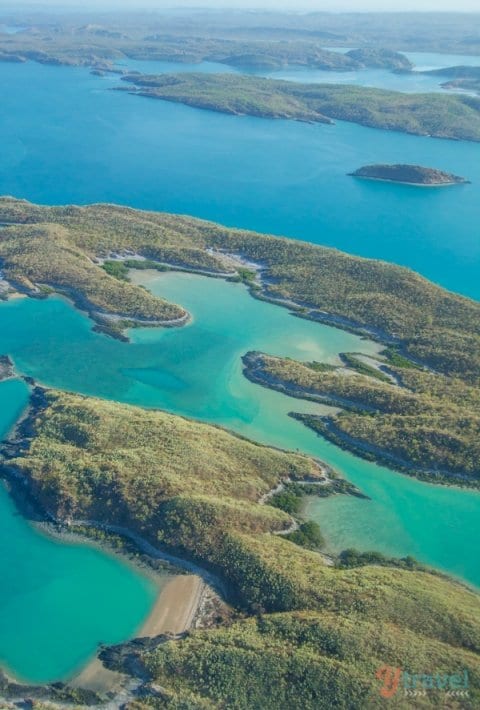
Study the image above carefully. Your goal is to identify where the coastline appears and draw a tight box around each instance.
[138,574,206,637]
[350,174,467,187]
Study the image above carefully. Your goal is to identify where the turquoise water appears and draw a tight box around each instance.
[0,61,480,298]
[0,379,159,684]
[1,273,479,592]
[1,54,480,682]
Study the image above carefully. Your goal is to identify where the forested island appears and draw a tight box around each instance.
[349,163,469,185]
[1,197,480,487]
[1,384,479,708]
[119,72,480,141]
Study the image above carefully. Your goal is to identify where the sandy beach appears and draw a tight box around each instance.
[69,657,126,693]
[68,574,205,694]
[139,574,205,637]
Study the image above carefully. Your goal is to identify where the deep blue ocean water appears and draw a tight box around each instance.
[0,60,479,299]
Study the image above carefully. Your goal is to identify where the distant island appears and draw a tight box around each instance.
[421,65,480,95]
[349,164,469,186]
[119,72,480,142]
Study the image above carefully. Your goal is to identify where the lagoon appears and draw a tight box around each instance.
[1,273,479,596]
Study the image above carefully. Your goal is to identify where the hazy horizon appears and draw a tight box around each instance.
[2,1,480,13]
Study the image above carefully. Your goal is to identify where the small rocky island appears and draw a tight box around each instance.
[349,164,469,186]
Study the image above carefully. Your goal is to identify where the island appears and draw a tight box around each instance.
[1,383,479,708]
[0,16,414,73]
[422,65,480,95]
[119,72,480,142]
[349,163,470,185]
[0,197,479,490]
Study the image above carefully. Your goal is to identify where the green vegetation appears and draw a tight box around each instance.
[339,352,392,382]
[349,163,469,184]
[101,259,130,281]
[142,608,480,709]
[0,221,188,329]
[123,258,169,272]
[4,388,480,708]
[236,267,257,283]
[9,389,319,530]
[346,47,412,70]
[306,360,338,373]
[121,72,480,141]
[382,346,422,369]
[1,198,479,386]
[243,352,480,486]
[336,548,423,570]
[286,521,325,550]
[268,489,303,515]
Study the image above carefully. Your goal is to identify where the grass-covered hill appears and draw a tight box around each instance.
[5,389,480,709]
[120,71,480,141]
[0,222,188,329]
[8,389,319,534]
[243,352,480,486]
[1,198,479,385]
[141,610,479,709]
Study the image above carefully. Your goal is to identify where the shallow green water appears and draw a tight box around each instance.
[1,273,479,597]
[0,380,160,684]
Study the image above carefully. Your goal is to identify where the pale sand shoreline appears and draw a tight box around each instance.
[68,575,205,694]
[69,657,125,693]
[139,574,205,637]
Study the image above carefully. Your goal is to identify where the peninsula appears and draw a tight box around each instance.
[422,65,480,95]
[242,351,480,487]
[119,72,480,142]
[349,163,469,185]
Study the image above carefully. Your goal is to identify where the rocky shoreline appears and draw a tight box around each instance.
[0,355,14,382]
[292,412,477,488]
[349,163,470,186]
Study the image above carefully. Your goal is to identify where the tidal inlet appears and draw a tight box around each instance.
[0,4,479,709]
